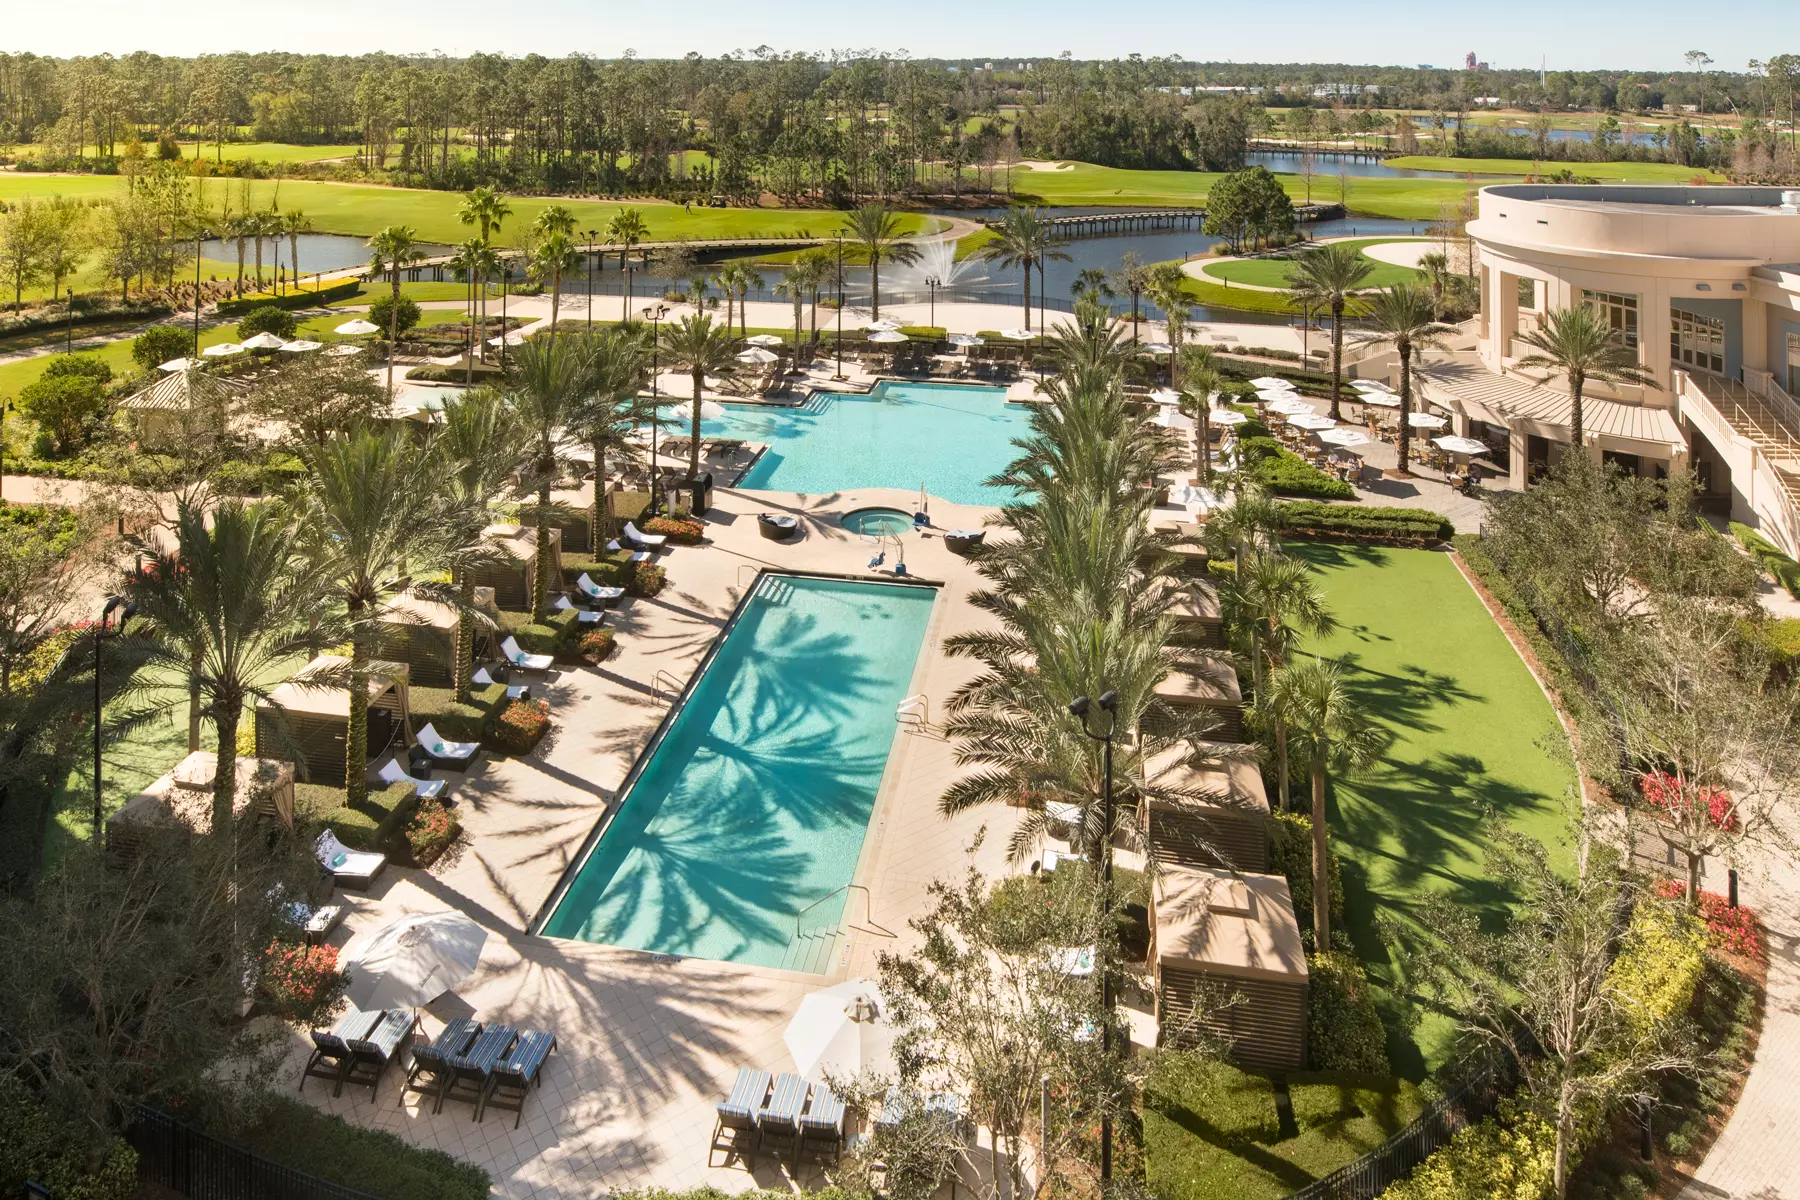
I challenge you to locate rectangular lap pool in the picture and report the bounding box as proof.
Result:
[538,573,936,970]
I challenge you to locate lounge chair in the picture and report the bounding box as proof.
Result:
[576,573,626,606]
[606,540,651,563]
[314,829,387,891]
[621,521,668,550]
[471,666,531,702]
[710,1067,772,1166]
[379,756,447,802]
[286,898,346,946]
[440,1023,517,1118]
[302,1008,383,1097]
[343,1008,417,1102]
[401,1016,481,1112]
[500,636,554,673]
[480,1029,557,1126]
[799,1082,848,1162]
[758,1071,809,1166]
[943,529,986,555]
[551,594,605,625]
[414,723,480,772]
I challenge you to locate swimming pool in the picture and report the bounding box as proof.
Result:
[698,381,1029,505]
[538,573,936,970]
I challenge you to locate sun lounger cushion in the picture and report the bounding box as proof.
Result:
[415,723,479,763]
[606,540,651,562]
[577,574,625,602]
[314,829,387,888]
[801,1083,847,1135]
[378,757,446,801]
[760,1071,808,1132]
[500,637,554,672]
[622,521,668,548]
[481,1030,557,1126]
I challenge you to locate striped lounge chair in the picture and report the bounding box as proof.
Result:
[480,1030,557,1126]
[709,1067,771,1167]
[758,1071,809,1166]
[440,1024,517,1118]
[343,1009,417,1102]
[400,1017,481,1111]
[799,1082,848,1162]
[301,1008,382,1097]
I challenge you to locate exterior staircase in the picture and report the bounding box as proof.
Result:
[1676,370,1800,557]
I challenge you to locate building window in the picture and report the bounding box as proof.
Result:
[1581,289,1638,349]
[1516,276,1536,309]
[1788,331,1800,396]
[1671,308,1725,375]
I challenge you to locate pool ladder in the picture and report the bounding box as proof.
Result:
[792,883,896,941]
[896,694,943,738]
[651,669,683,704]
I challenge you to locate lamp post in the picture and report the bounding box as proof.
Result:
[1068,687,1119,1183]
[925,274,940,331]
[643,302,669,515]
[0,400,13,506]
[193,223,206,357]
[92,596,138,842]
[586,229,598,325]
[500,256,511,371]
[833,234,847,382]
[64,289,75,355]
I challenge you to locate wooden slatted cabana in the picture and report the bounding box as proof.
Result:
[1140,741,1271,872]
[255,656,411,787]
[466,524,562,612]
[376,594,459,688]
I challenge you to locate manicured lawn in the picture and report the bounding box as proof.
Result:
[1385,156,1726,183]
[1199,238,1426,289]
[0,322,243,402]
[1003,161,1479,221]
[1290,543,1576,1077]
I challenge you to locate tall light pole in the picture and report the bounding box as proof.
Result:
[500,255,511,370]
[926,274,940,330]
[1068,688,1119,1184]
[193,222,206,358]
[643,302,669,515]
[586,229,598,325]
[833,234,846,382]
[93,596,138,842]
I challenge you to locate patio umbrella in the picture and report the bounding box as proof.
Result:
[323,344,363,358]
[1318,427,1372,451]
[695,400,727,419]
[201,342,245,358]
[736,346,780,363]
[1151,407,1195,431]
[744,333,784,347]
[865,319,902,332]
[1352,379,1395,393]
[1268,397,1315,416]
[947,333,984,347]
[239,331,288,350]
[1000,328,1039,341]
[1254,389,1296,405]
[1433,434,1490,456]
[335,319,380,337]
[487,332,527,347]
[1250,376,1295,390]
[1287,413,1338,432]
[868,330,910,344]
[784,979,897,1083]
[1149,388,1183,405]
[1357,391,1402,408]
[156,356,197,373]
[342,912,488,1012]
[279,340,324,353]
[1210,408,1249,426]
[1408,412,1449,429]
[1139,341,1174,355]
[1168,483,1225,512]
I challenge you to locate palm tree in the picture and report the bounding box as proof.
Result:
[298,429,451,805]
[1515,305,1661,452]
[1289,243,1374,421]
[1145,263,1192,387]
[1230,551,1337,810]
[531,232,581,334]
[1111,251,1153,345]
[775,272,808,360]
[789,249,835,353]
[843,202,921,320]
[570,328,654,549]
[1360,284,1456,475]
[1416,250,1450,318]
[283,210,311,291]
[438,389,528,701]
[733,265,764,338]
[1268,657,1385,946]
[1071,267,1115,303]
[248,210,271,288]
[505,336,599,622]
[1204,482,1287,575]
[122,497,312,834]
[661,313,740,481]
[1177,345,1221,485]
[607,208,650,320]
[367,224,421,399]
[230,213,250,296]
[978,206,1068,330]
[458,187,512,354]
[447,238,499,384]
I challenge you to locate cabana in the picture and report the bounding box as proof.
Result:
[1151,657,1245,741]
[107,751,294,853]
[1141,742,1271,872]
[376,594,459,688]
[1152,864,1308,1070]
[256,656,412,787]
[1168,583,1224,649]
[466,525,562,612]
[116,369,250,450]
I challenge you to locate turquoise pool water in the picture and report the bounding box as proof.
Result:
[842,507,915,537]
[540,574,936,968]
[698,381,1028,505]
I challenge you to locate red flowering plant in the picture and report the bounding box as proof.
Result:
[1654,880,1766,961]
[405,796,460,865]
[258,941,348,1022]
[642,515,705,544]
[629,562,667,597]
[1638,770,1738,832]
[492,698,551,754]
[578,628,616,662]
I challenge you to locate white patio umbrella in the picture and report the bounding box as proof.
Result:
[487,332,527,347]
[696,399,728,419]
[1352,379,1395,393]
[1139,341,1174,355]
[784,979,897,1083]
[744,333,784,347]
[1408,412,1449,429]
[1151,407,1195,431]
[342,912,488,1012]
[1250,376,1295,390]
[201,342,245,358]
[1168,483,1225,512]
[736,346,780,363]
[1268,397,1316,416]
[1433,434,1490,456]
[279,339,324,353]
[1318,427,1372,451]
[1210,408,1249,426]
[865,319,903,332]
[239,331,288,350]
[335,319,381,336]
[1149,388,1184,405]
[868,330,909,344]
[1000,328,1039,341]
[157,356,197,373]
[1287,413,1338,432]
[323,344,363,358]
[947,333,984,347]
[1254,389,1295,405]
[1357,391,1402,408]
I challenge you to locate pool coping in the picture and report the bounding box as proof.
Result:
[527,568,945,958]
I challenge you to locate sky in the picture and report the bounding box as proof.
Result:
[7,0,1796,73]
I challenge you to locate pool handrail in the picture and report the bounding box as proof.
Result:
[793,882,896,942]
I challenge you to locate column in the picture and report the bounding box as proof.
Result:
[1508,423,1529,491]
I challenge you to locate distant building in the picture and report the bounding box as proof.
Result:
[1466,51,1478,69]
[1312,83,1380,98]
[1473,96,1503,107]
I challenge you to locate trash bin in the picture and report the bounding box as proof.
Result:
[684,471,714,516]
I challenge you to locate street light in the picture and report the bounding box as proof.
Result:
[92,596,138,842]
[1067,687,1119,1183]
[833,234,847,383]
[500,256,511,370]
[643,302,670,515]
[925,274,940,330]
[64,288,75,355]
[0,399,13,506]
[586,229,599,324]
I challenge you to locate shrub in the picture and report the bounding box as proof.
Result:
[579,627,617,662]
[405,796,460,865]
[492,698,551,754]
[1608,891,1708,1035]
[1382,1101,1557,1200]
[1307,951,1390,1072]
[1281,501,1451,543]
[1653,881,1765,961]
[1235,435,1285,466]
[631,561,668,597]
[1745,616,1800,670]
[368,294,422,337]
[258,941,348,1022]
[294,780,417,852]
[495,610,569,656]
[19,372,109,454]
[1637,771,1736,831]
[642,514,705,544]
[236,304,298,340]
[1254,451,1354,499]
[132,323,192,369]
[408,683,508,744]
[1729,521,1800,598]
[233,1095,490,1200]
[40,353,113,385]
[0,1077,138,1200]
[1269,812,1344,944]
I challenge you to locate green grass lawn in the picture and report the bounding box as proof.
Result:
[1200,239,1426,289]
[1290,543,1576,1077]
[1003,162,1478,221]
[1385,156,1726,183]
[0,322,244,402]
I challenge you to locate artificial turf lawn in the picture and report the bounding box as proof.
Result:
[1289,543,1576,1077]
[1383,156,1725,183]
[1199,238,1426,289]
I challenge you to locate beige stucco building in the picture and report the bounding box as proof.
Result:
[1410,184,1800,554]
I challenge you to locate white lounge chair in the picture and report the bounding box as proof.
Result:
[314,829,387,891]
[501,636,554,673]
[415,722,481,771]
[552,594,605,624]
[606,540,651,563]
[472,666,532,701]
[576,573,626,605]
[621,521,667,549]
[379,756,447,801]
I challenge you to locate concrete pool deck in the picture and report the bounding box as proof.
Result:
[281,484,1030,1196]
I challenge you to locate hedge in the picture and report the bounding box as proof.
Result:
[1607,895,1706,1037]
[0,1077,137,1200]
[410,682,510,743]
[1269,811,1344,946]
[496,608,580,657]
[1254,452,1355,499]
[215,278,361,315]
[233,1096,490,1200]
[1729,521,1800,598]
[1381,1100,1558,1200]
[1279,501,1451,543]
[1306,951,1390,1072]
[294,780,418,853]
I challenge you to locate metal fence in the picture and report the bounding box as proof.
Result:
[127,1107,382,1200]
[1278,1068,1504,1200]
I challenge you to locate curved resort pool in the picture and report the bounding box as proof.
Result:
[842,507,916,537]
[699,380,1028,505]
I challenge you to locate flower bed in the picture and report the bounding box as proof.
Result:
[579,628,617,663]
[629,561,668,597]
[258,942,347,1022]
[492,698,551,754]
[1638,770,1737,831]
[641,515,706,544]
[405,797,461,866]
[1654,881,1766,961]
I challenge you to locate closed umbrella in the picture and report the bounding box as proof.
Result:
[279,340,324,353]
[201,342,245,358]
[239,331,288,350]
[1433,435,1490,456]
[784,979,897,1083]
[947,333,984,347]
[865,319,902,332]
[868,330,909,344]
[335,319,380,337]
[737,347,780,363]
[745,333,784,347]
[342,912,488,1012]
[157,356,197,373]
[1288,413,1337,432]
[1408,412,1449,429]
